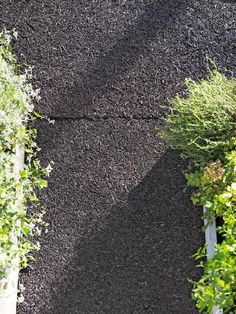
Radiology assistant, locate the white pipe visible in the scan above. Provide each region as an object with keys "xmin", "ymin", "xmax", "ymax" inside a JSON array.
[
  {"xmin": 203, "ymin": 206, "xmax": 223, "ymax": 314},
  {"xmin": 0, "ymin": 267, "xmax": 19, "ymax": 314},
  {"xmin": 0, "ymin": 144, "xmax": 24, "ymax": 314},
  {"xmin": 203, "ymin": 206, "xmax": 218, "ymax": 259}
]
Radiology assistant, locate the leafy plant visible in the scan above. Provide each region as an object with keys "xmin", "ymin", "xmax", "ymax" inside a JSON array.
[
  {"xmin": 186, "ymin": 141, "xmax": 236, "ymax": 312},
  {"xmin": 0, "ymin": 30, "xmax": 51, "ymax": 281},
  {"xmin": 160, "ymin": 68, "xmax": 236, "ymax": 313},
  {"xmin": 160, "ymin": 70, "xmax": 236, "ymax": 165}
]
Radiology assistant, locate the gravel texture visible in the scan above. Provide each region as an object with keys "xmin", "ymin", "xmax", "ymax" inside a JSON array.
[
  {"xmin": 0, "ymin": 0, "xmax": 235, "ymax": 313},
  {"xmin": 18, "ymin": 120, "xmax": 202, "ymax": 314},
  {"xmin": 0, "ymin": 0, "xmax": 235, "ymax": 119}
]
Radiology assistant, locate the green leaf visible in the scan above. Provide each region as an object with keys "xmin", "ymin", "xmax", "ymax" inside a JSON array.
[
  {"xmin": 20, "ymin": 169, "xmax": 28, "ymax": 178},
  {"xmin": 34, "ymin": 111, "xmax": 42, "ymax": 118},
  {"xmin": 38, "ymin": 179, "xmax": 48, "ymax": 188},
  {"xmin": 28, "ymin": 195, "xmax": 39, "ymax": 202},
  {"xmin": 216, "ymin": 278, "xmax": 225, "ymax": 288}
]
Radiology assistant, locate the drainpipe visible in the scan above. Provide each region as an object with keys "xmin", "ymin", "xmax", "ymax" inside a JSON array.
[{"xmin": 203, "ymin": 206, "xmax": 223, "ymax": 314}]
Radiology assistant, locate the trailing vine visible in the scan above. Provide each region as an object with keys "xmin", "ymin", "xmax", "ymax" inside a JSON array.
[{"xmin": 0, "ymin": 30, "xmax": 51, "ymax": 282}]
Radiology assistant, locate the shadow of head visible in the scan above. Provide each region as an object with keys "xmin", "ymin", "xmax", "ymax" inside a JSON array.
[{"xmin": 45, "ymin": 150, "xmax": 202, "ymax": 314}]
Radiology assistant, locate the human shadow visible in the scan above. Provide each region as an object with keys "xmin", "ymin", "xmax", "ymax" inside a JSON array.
[
  {"xmin": 58, "ymin": 0, "xmax": 191, "ymax": 115},
  {"xmin": 44, "ymin": 150, "xmax": 203, "ymax": 314}
]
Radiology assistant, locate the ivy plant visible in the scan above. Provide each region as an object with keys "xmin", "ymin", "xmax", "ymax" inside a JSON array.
[{"xmin": 0, "ymin": 30, "xmax": 51, "ymax": 282}]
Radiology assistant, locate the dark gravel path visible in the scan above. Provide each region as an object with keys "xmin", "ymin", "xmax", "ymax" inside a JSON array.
[
  {"xmin": 19, "ymin": 120, "xmax": 202, "ymax": 314},
  {"xmin": 1, "ymin": 0, "xmax": 236, "ymax": 119},
  {"xmin": 0, "ymin": 0, "xmax": 235, "ymax": 313}
]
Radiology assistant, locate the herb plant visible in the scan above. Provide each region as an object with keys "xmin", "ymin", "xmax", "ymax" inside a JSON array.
[
  {"xmin": 0, "ymin": 30, "xmax": 51, "ymax": 283},
  {"xmin": 160, "ymin": 70, "xmax": 236, "ymax": 165},
  {"xmin": 160, "ymin": 69, "xmax": 236, "ymax": 313}
]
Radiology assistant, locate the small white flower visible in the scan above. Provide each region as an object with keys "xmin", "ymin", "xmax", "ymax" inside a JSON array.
[
  {"xmin": 19, "ymin": 283, "xmax": 26, "ymax": 292},
  {"xmin": 18, "ymin": 294, "xmax": 25, "ymax": 303},
  {"xmin": 13, "ymin": 31, "xmax": 18, "ymax": 39}
]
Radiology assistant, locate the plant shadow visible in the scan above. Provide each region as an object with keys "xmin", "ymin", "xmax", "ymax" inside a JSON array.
[{"xmin": 43, "ymin": 150, "xmax": 203, "ymax": 314}]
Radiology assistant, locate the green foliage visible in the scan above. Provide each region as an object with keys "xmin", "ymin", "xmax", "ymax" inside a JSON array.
[
  {"xmin": 186, "ymin": 140, "xmax": 236, "ymax": 217},
  {"xmin": 160, "ymin": 70, "xmax": 236, "ymax": 165},
  {"xmin": 0, "ymin": 30, "xmax": 51, "ymax": 279},
  {"xmin": 186, "ymin": 142, "xmax": 236, "ymax": 312},
  {"xmin": 160, "ymin": 68, "xmax": 236, "ymax": 312},
  {"xmin": 193, "ymin": 239, "xmax": 236, "ymax": 313}
]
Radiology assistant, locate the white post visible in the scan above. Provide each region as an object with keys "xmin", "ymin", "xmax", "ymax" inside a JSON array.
[
  {"xmin": 203, "ymin": 206, "xmax": 223, "ymax": 314},
  {"xmin": 0, "ymin": 144, "xmax": 24, "ymax": 314}
]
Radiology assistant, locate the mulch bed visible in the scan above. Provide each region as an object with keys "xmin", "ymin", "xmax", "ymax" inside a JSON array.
[{"xmin": 0, "ymin": 0, "xmax": 235, "ymax": 313}]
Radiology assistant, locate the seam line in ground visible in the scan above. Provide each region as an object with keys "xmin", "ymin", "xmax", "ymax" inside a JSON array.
[{"xmin": 44, "ymin": 115, "xmax": 163, "ymax": 122}]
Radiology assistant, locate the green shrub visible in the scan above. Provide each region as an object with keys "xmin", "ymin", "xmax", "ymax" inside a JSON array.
[
  {"xmin": 160, "ymin": 70, "xmax": 236, "ymax": 165},
  {"xmin": 160, "ymin": 69, "xmax": 236, "ymax": 312},
  {"xmin": 0, "ymin": 30, "xmax": 51, "ymax": 280},
  {"xmin": 186, "ymin": 141, "xmax": 236, "ymax": 312}
]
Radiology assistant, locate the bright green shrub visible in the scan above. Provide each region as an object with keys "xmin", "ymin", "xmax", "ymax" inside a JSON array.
[
  {"xmin": 160, "ymin": 69, "xmax": 236, "ymax": 313},
  {"xmin": 186, "ymin": 141, "xmax": 236, "ymax": 312},
  {"xmin": 0, "ymin": 30, "xmax": 51, "ymax": 280},
  {"xmin": 160, "ymin": 70, "xmax": 236, "ymax": 165},
  {"xmin": 193, "ymin": 237, "xmax": 236, "ymax": 313}
]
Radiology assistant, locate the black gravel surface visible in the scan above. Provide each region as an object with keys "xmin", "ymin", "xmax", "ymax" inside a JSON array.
[
  {"xmin": 18, "ymin": 120, "xmax": 202, "ymax": 314},
  {"xmin": 0, "ymin": 0, "xmax": 235, "ymax": 313},
  {"xmin": 0, "ymin": 0, "xmax": 236, "ymax": 119}
]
